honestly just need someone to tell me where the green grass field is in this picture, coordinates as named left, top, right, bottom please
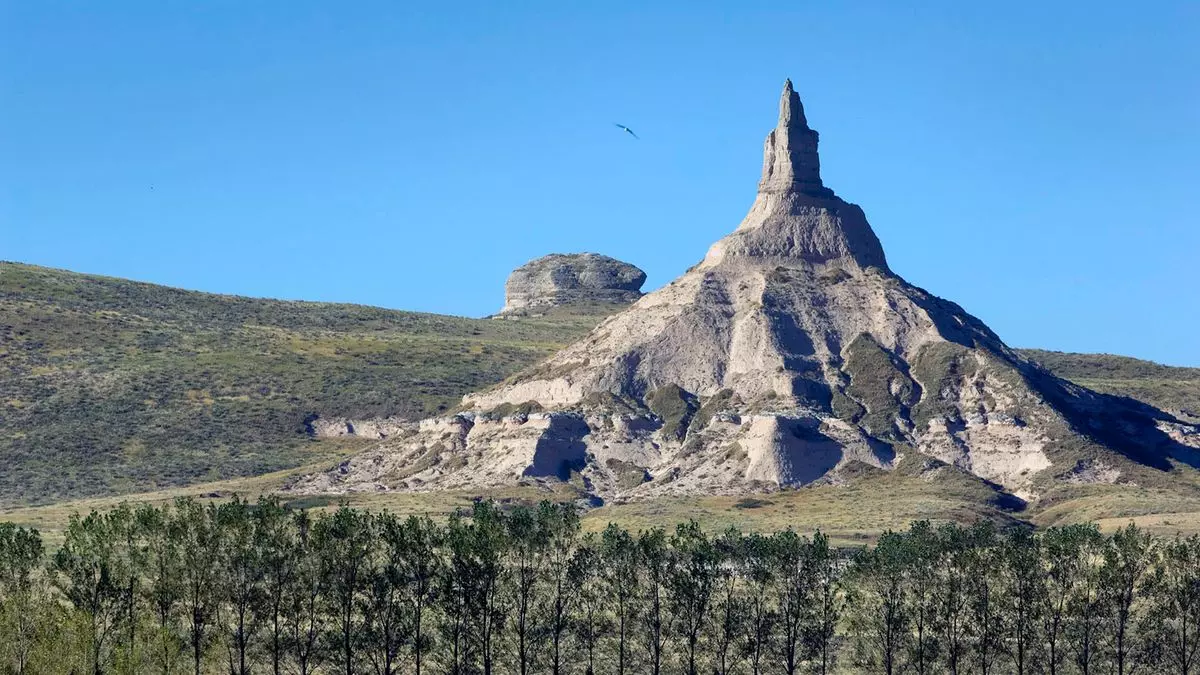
left=12, top=451, right=1200, bottom=552
left=0, top=455, right=1025, bottom=549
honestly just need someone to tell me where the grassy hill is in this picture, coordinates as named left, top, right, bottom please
left=2, top=261, right=1197, bottom=512
left=0, top=262, right=615, bottom=506
left=1019, top=348, right=1200, bottom=420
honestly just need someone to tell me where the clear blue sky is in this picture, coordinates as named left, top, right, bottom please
left=2, top=2, right=1197, bottom=365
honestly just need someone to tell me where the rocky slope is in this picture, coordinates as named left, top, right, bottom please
left=500, top=253, right=646, bottom=315
left=291, top=80, right=1200, bottom=505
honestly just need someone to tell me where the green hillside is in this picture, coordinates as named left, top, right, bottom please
left=0, top=262, right=613, bottom=506
left=1, top=261, right=1196, bottom=508
left=1019, top=348, right=1200, bottom=419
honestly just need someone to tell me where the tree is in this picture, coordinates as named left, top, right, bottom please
left=539, top=502, right=581, bottom=675
left=600, top=523, right=641, bottom=675
left=442, top=501, right=509, bottom=675
left=1102, top=523, right=1154, bottom=675
left=570, top=535, right=607, bottom=675
left=1144, top=535, right=1200, bottom=675
left=1053, top=525, right=1105, bottom=675
left=639, top=527, right=671, bottom=675
left=396, top=515, right=443, bottom=675
left=667, top=521, right=719, bottom=675
left=709, top=527, right=747, bottom=675
left=774, top=529, right=841, bottom=675
left=254, top=497, right=299, bottom=675
left=774, top=530, right=814, bottom=675
left=363, top=512, right=443, bottom=675
left=806, top=531, right=841, bottom=675
left=935, top=523, right=973, bottom=675
left=845, top=530, right=908, bottom=675
left=739, top=532, right=776, bottom=675
left=964, top=523, right=1004, bottom=675
left=0, top=523, right=45, bottom=675
left=1041, top=525, right=1093, bottom=675
left=53, top=511, right=123, bottom=675
left=1000, top=527, right=1045, bottom=675
left=137, top=503, right=184, bottom=675
left=314, top=505, right=375, bottom=675
left=284, top=510, right=324, bottom=675
left=363, top=512, right=407, bottom=675
left=472, top=501, right=510, bottom=675
left=174, top=498, right=222, bottom=675
left=440, top=512, right=473, bottom=674
left=506, top=505, right=547, bottom=675
left=107, top=504, right=147, bottom=673
left=901, top=521, right=941, bottom=675
left=217, top=497, right=266, bottom=675
left=32, top=496, right=1200, bottom=674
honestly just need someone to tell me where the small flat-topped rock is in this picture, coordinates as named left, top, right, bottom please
left=500, top=253, right=646, bottom=314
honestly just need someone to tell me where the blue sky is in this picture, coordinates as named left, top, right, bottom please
left=2, top=2, right=1197, bottom=365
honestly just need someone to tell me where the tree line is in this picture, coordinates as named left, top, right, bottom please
left=1, top=498, right=1200, bottom=674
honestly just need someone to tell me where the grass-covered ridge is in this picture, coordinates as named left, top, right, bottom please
left=1020, top=348, right=1200, bottom=418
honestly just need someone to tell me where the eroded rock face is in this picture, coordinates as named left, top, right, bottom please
left=500, top=253, right=646, bottom=314
left=290, top=79, right=1200, bottom=504
left=307, top=416, right=409, bottom=440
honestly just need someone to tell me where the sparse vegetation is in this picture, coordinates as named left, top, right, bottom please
left=909, top=342, right=974, bottom=432
left=692, top=388, right=739, bottom=431
left=841, top=334, right=918, bottom=441
left=606, top=458, right=652, bottom=491
left=646, top=384, right=698, bottom=441
left=483, top=400, right=545, bottom=419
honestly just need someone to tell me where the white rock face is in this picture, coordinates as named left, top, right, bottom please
left=289, top=80, right=1199, bottom=503
left=308, top=416, right=409, bottom=440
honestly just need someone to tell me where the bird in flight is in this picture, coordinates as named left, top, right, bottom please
left=613, top=123, right=639, bottom=140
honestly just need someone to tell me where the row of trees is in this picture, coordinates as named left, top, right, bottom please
left=1, top=499, right=1199, bottom=674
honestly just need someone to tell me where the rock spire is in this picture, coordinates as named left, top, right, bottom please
left=704, top=79, right=886, bottom=271
left=758, top=79, right=833, bottom=197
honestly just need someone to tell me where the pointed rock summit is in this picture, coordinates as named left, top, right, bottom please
left=758, top=79, right=829, bottom=197
left=705, top=81, right=888, bottom=272
left=292, top=80, right=1198, bottom=504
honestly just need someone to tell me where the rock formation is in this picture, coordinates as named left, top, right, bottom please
left=291, top=80, right=1199, bottom=504
left=500, top=253, right=646, bottom=315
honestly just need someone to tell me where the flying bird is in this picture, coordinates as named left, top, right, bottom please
left=613, top=123, right=639, bottom=140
